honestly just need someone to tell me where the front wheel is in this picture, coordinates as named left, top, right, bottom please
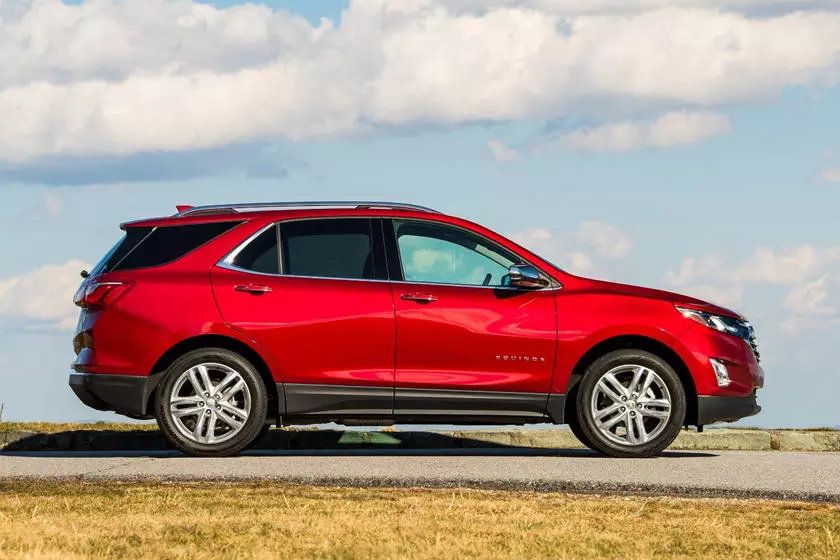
left=155, top=348, right=268, bottom=457
left=575, top=350, right=686, bottom=458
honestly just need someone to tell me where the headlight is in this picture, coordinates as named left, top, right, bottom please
left=674, top=305, right=752, bottom=339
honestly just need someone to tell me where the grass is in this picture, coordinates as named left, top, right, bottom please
left=0, top=422, right=157, bottom=433
left=0, top=482, right=837, bottom=559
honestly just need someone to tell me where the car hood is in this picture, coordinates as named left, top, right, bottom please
left=579, top=278, right=743, bottom=319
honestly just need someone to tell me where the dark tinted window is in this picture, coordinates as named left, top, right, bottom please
left=231, top=226, right=279, bottom=274
left=281, top=219, right=375, bottom=280
left=90, top=227, right=153, bottom=275
left=112, top=221, right=241, bottom=271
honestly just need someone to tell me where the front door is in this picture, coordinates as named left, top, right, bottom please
left=211, top=217, right=395, bottom=419
left=387, top=219, right=557, bottom=421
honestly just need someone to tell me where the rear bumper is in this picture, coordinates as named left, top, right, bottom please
left=696, top=394, right=760, bottom=426
left=69, top=373, right=158, bottom=419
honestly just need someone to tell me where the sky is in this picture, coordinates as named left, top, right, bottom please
left=0, top=0, right=839, bottom=428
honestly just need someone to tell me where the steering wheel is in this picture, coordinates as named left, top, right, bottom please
left=482, top=273, right=492, bottom=286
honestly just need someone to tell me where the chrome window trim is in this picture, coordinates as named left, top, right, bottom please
left=390, top=218, right=561, bottom=290
left=217, top=216, right=563, bottom=291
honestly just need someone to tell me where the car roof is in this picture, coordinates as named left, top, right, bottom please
left=121, top=203, right=449, bottom=229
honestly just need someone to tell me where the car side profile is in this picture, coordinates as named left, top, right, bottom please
left=70, top=201, right=763, bottom=458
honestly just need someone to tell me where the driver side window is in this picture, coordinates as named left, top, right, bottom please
left=394, top=220, right=518, bottom=287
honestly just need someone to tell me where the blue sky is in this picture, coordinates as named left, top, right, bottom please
left=1, top=0, right=839, bottom=427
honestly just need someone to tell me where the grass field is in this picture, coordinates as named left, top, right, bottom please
left=0, top=481, right=837, bottom=559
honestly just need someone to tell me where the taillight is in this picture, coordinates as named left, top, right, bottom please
left=73, top=281, right=134, bottom=308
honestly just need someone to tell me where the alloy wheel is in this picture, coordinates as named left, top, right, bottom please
left=169, top=362, right=252, bottom=445
left=589, top=364, right=672, bottom=446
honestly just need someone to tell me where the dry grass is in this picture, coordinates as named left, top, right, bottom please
left=0, top=482, right=837, bottom=559
left=0, top=422, right=156, bottom=433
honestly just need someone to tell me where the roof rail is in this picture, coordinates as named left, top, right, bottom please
left=175, top=201, right=440, bottom=217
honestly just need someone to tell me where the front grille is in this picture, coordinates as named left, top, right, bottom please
left=746, top=324, right=760, bottom=363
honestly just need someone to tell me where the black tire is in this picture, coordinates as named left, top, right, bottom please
left=575, top=349, right=686, bottom=458
left=566, top=384, right=596, bottom=450
left=156, top=348, right=268, bottom=457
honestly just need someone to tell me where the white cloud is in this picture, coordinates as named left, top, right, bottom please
left=558, top=112, right=731, bottom=152
left=820, top=167, right=840, bottom=182
left=1, top=1, right=840, bottom=161
left=576, top=221, right=634, bottom=258
left=678, top=284, right=744, bottom=308
left=43, top=191, right=61, bottom=217
left=733, top=245, right=840, bottom=285
left=0, top=260, right=90, bottom=331
left=487, top=140, right=518, bottom=163
left=784, top=275, right=837, bottom=315
left=510, top=221, right=631, bottom=275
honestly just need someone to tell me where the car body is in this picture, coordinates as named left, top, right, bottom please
left=70, top=201, right=763, bottom=457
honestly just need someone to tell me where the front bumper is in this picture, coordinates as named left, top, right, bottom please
left=696, top=393, right=761, bottom=426
left=69, top=373, right=158, bottom=419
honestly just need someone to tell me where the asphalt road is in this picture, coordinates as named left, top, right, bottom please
left=3, top=448, right=839, bottom=502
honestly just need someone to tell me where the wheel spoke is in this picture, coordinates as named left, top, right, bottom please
left=638, top=369, right=656, bottom=398
left=171, top=396, right=202, bottom=406
left=214, top=371, right=239, bottom=396
left=171, top=405, right=203, bottom=418
left=627, top=367, right=645, bottom=395
left=594, top=403, right=623, bottom=421
left=596, top=379, right=624, bottom=404
left=625, top=414, right=637, bottom=444
left=217, top=407, right=245, bottom=430
left=206, top=411, right=217, bottom=442
left=598, top=410, right=626, bottom=430
left=633, top=413, right=648, bottom=443
left=193, top=411, right=208, bottom=443
left=641, top=407, right=670, bottom=419
left=220, top=379, right=246, bottom=402
left=218, top=401, right=248, bottom=422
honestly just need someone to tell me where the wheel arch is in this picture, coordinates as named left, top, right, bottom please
left=563, top=334, right=698, bottom=426
left=146, top=334, right=284, bottom=423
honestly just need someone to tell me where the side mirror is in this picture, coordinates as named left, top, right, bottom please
left=508, top=264, right=549, bottom=289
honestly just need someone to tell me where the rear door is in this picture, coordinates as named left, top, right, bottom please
left=211, top=218, right=396, bottom=419
left=385, top=219, right=558, bottom=421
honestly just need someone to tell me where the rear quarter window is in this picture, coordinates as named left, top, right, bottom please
left=110, top=221, right=242, bottom=271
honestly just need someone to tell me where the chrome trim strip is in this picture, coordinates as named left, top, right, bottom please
left=178, top=201, right=439, bottom=217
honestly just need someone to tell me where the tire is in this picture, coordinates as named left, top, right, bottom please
left=575, top=349, right=686, bottom=458
left=155, top=348, right=268, bottom=457
left=565, top=384, right=596, bottom=450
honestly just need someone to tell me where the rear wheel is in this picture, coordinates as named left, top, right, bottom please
left=156, top=348, right=268, bottom=457
left=576, top=350, right=685, bottom=458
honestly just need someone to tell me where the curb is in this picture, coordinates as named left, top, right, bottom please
left=2, top=428, right=838, bottom=453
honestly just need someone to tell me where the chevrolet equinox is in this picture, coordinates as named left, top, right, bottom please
left=70, top=201, right=763, bottom=457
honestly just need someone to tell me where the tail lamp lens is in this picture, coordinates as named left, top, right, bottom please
left=74, top=281, right=133, bottom=308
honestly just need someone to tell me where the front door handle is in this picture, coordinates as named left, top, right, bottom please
left=401, top=292, right=437, bottom=303
left=234, top=283, right=272, bottom=294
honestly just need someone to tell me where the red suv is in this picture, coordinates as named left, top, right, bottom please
left=70, top=201, right=763, bottom=457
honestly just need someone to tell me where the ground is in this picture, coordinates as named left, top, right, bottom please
left=0, top=481, right=837, bottom=559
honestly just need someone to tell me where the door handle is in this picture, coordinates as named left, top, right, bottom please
left=234, top=283, right=272, bottom=294
left=401, top=292, right=437, bottom=303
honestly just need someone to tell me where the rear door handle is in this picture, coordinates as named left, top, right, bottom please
left=401, top=292, right=437, bottom=303
left=234, top=283, right=272, bottom=294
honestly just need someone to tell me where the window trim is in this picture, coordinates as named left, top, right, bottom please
left=384, top=218, right=560, bottom=290
left=218, top=217, right=388, bottom=282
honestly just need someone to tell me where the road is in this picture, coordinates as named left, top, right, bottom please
left=2, top=449, right=839, bottom=502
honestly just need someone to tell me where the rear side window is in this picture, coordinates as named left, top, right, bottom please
left=230, top=226, right=280, bottom=274
left=111, top=222, right=241, bottom=271
left=280, top=219, right=375, bottom=280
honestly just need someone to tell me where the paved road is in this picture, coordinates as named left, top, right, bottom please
left=2, top=449, right=839, bottom=502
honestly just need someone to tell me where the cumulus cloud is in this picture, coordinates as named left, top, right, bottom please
left=487, top=140, right=518, bottom=163
left=820, top=167, right=840, bottom=182
left=1, top=1, right=840, bottom=162
left=510, top=221, right=631, bottom=275
left=663, top=245, right=840, bottom=328
left=556, top=112, right=731, bottom=152
left=0, top=260, right=91, bottom=331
